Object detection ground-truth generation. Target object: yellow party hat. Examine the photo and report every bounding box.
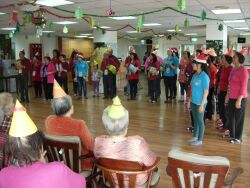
[108,96,126,119]
[53,79,67,99]
[9,100,38,137]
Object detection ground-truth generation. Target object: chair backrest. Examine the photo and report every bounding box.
[167,150,230,188]
[95,157,160,188]
[43,133,81,173]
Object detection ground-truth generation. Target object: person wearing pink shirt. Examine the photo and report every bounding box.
[225,52,248,144]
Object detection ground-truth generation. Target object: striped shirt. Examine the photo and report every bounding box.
[94,135,156,185]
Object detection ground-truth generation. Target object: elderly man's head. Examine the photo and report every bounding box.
[51,95,74,116]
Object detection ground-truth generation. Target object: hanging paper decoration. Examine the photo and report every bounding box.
[9,32,14,38]
[89,17,95,28]
[177,0,186,11]
[218,24,223,31]
[11,11,18,23]
[184,18,189,28]
[175,24,180,32]
[102,29,106,35]
[25,35,28,40]
[48,22,54,30]
[137,15,145,32]
[15,24,21,32]
[25,13,32,24]
[63,26,68,33]
[36,28,43,38]
[31,13,35,24]
[75,7,83,19]
[47,33,51,38]
[106,8,115,16]
[201,9,206,21]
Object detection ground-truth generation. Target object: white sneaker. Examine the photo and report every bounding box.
[187,137,198,143]
[192,140,203,146]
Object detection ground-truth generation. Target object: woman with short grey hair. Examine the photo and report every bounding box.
[94,96,159,186]
[45,83,94,170]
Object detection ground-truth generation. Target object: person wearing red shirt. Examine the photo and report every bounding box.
[146,53,160,103]
[58,54,69,94]
[100,48,120,99]
[51,49,61,82]
[125,52,141,100]
[15,50,31,103]
[69,50,78,96]
[216,54,233,134]
[31,55,42,98]
[205,55,218,120]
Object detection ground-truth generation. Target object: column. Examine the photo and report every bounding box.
[206,23,227,55]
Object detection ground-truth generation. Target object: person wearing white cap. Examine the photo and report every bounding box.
[187,55,210,146]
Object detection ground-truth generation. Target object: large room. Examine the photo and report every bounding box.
[0,0,250,187]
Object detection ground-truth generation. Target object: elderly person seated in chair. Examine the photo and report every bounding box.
[0,100,85,188]
[45,80,94,170]
[94,96,159,186]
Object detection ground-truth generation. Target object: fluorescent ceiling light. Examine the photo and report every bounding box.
[88,36,94,39]
[92,26,97,29]
[0,27,16,31]
[75,35,88,38]
[234,27,249,30]
[126,31,138,33]
[185,33,198,36]
[239,33,250,36]
[143,23,162,26]
[100,26,111,29]
[42,30,55,33]
[0,12,5,15]
[36,0,74,7]
[109,16,136,20]
[224,20,245,23]
[211,9,241,14]
[80,33,92,36]
[54,21,77,25]
[167,29,182,32]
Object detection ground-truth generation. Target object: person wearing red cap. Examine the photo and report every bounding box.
[216,54,233,136]
[225,51,248,143]
[187,55,210,146]
[58,54,69,94]
[31,54,43,98]
[15,50,31,103]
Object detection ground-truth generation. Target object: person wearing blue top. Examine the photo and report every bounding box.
[75,54,89,99]
[173,51,180,99]
[163,50,179,103]
[187,55,210,146]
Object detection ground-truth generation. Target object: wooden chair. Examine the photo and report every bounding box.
[95,157,161,188]
[43,133,99,187]
[167,149,243,188]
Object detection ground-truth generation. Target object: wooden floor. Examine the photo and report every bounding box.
[20,77,250,188]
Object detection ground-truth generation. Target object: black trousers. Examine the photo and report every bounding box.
[205,87,215,120]
[163,76,175,100]
[148,79,157,101]
[179,82,187,96]
[129,79,138,99]
[58,76,68,94]
[18,73,29,102]
[227,98,247,140]
[218,90,227,126]
[103,73,116,98]
[73,81,78,95]
[43,77,53,100]
[173,74,177,98]
[33,81,42,97]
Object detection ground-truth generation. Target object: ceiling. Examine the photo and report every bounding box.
[0,0,250,39]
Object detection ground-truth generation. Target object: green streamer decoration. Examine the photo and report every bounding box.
[75,7,83,19]
[47,33,51,38]
[218,24,223,31]
[15,24,20,32]
[175,24,180,32]
[137,15,145,32]
[89,17,95,28]
[25,35,28,40]
[177,0,186,11]
[48,22,54,30]
[102,29,106,35]
[63,26,68,33]
[184,18,189,28]
[201,9,206,21]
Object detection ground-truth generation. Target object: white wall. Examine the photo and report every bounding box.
[12,34,58,59]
